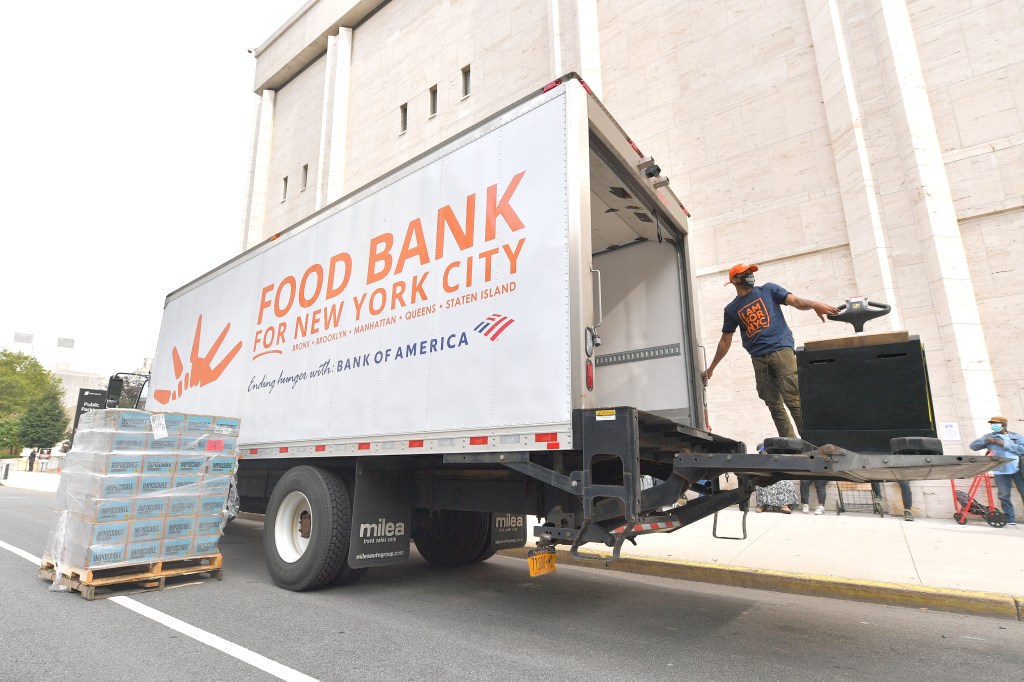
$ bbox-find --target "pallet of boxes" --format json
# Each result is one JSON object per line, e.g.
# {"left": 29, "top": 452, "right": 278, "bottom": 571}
{"left": 40, "top": 409, "right": 239, "bottom": 600}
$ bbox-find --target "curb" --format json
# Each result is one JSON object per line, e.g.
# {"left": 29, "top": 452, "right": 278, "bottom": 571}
{"left": 498, "top": 547, "right": 1023, "bottom": 621}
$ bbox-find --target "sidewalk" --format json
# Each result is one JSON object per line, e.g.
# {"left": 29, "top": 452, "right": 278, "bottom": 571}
{"left": 1, "top": 470, "right": 61, "bottom": 493}
{"left": 512, "top": 509, "right": 1024, "bottom": 620}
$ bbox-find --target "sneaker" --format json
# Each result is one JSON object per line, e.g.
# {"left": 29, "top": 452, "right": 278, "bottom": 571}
{"left": 815, "top": 505, "right": 825, "bottom": 515}
{"left": 904, "top": 510, "right": 914, "bottom": 521}
{"left": 1009, "top": 521, "right": 1017, "bottom": 526}
{"left": 802, "top": 504, "right": 810, "bottom": 514}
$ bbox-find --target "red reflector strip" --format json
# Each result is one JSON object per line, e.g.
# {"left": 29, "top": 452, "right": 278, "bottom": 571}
{"left": 315, "top": 445, "right": 327, "bottom": 452}
{"left": 409, "top": 440, "right": 424, "bottom": 448}
{"left": 535, "top": 433, "right": 557, "bottom": 442}
{"left": 611, "top": 520, "right": 683, "bottom": 534}
{"left": 546, "top": 442, "right": 560, "bottom": 450}
{"left": 357, "top": 443, "right": 370, "bottom": 451}
{"left": 627, "top": 139, "right": 643, "bottom": 157}
{"left": 279, "top": 447, "right": 289, "bottom": 454}
{"left": 249, "top": 449, "right": 259, "bottom": 455}
{"left": 541, "top": 79, "right": 561, "bottom": 93}
{"left": 470, "top": 436, "right": 488, "bottom": 445}
{"left": 578, "top": 78, "right": 595, "bottom": 96}
{"left": 679, "top": 203, "right": 691, "bottom": 217}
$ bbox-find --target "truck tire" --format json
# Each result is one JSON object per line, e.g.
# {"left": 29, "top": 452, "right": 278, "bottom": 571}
{"left": 414, "top": 510, "right": 491, "bottom": 566}
{"left": 263, "top": 466, "right": 364, "bottom": 591}
{"left": 890, "top": 437, "right": 943, "bottom": 456}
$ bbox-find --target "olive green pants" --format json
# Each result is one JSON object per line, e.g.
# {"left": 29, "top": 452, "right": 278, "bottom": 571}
{"left": 751, "top": 347, "right": 802, "bottom": 438}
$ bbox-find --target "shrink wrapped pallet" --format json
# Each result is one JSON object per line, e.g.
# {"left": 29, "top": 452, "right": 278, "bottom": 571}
{"left": 43, "top": 409, "right": 240, "bottom": 591}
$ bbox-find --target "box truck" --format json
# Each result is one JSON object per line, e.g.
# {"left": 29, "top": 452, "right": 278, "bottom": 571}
{"left": 144, "top": 75, "right": 998, "bottom": 590}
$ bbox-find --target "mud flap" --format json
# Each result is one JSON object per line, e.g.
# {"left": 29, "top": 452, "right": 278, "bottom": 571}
{"left": 348, "top": 459, "right": 413, "bottom": 569}
{"left": 490, "top": 513, "right": 527, "bottom": 552}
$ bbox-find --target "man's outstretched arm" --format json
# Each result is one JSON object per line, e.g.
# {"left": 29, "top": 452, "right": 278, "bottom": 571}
{"left": 785, "top": 293, "right": 839, "bottom": 322}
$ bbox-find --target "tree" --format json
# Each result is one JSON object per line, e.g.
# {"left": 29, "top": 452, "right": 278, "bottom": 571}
{"left": 17, "top": 387, "right": 69, "bottom": 450}
{"left": 0, "top": 351, "right": 65, "bottom": 455}
{"left": 0, "top": 415, "right": 20, "bottom": 458}
{"left": 0, "top": 350, "right": 62, "bottom": 416}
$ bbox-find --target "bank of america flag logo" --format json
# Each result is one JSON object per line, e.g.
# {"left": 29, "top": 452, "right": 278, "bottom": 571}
{"left": 474, "top": 313, "right": 515, "bottom": 341}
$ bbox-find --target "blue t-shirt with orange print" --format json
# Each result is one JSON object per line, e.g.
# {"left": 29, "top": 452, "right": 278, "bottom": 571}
{"left": 722, "top": 282, "right": 794, "bottom": 357}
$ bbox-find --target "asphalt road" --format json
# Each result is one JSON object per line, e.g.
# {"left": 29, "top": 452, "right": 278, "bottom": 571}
{"left": 1, "top": 486, "right": 1021, "bottom": 682}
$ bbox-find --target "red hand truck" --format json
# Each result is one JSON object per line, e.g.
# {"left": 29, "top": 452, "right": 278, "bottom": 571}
{"left": 950, "top": 473, "right": 1007, "bottom": 527}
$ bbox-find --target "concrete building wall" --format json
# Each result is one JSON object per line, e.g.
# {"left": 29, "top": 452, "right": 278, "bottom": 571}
{"left": 343, "top": 0, "right": 554, "bottom": 192}
{"left": 264, "top": 54, "right": 328, "bottom": 232}
{"left": 239, "top": 0, "right": 1024, "bottom": 516}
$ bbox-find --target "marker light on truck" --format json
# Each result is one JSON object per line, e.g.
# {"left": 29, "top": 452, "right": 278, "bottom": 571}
{"left": 586, "top": 360, "right": 594, "bottom": 391}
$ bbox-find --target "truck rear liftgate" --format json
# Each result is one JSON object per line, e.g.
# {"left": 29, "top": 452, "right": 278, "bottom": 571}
{"left": 494, "top": 407, "right": 1004, "bottom": 562}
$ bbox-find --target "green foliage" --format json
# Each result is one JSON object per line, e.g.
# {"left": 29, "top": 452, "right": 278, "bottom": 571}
{"left": 0, "top": 350, "right": 63, "bottom": 416}
{"left": 17, "top": 387, "right": 70, "bottom": 449}
{"left": 0, "top": 415, "right": 20, "bottom": 456}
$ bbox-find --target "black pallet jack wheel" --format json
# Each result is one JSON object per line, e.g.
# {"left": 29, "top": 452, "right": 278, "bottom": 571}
{"left": 954, "top": 513, "right": 968, "bottom": 525}
{"left": 985, "top": 509, "right": 1007, "bottom": 528}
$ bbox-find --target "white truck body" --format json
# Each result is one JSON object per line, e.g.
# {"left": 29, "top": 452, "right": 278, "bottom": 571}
{"left": 150, "top": 79, "right": 701, "bottom": 458}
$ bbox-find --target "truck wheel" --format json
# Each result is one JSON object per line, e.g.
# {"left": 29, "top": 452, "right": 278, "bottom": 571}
{"left": 263, "top": 466, "right": 364, "bottom": 591}
{"left": 414, "top": 510, "right": 491, "bottom": 566}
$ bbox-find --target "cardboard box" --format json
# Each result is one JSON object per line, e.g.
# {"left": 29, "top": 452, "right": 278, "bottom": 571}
{"left": 64, "top": 473, "right": 139, "bottom": 499}
{"left": 133, "top": 496, "right": 169, "bottom": 519}
{"left": 142, "top": 454, "right": 176, "bottom": 474}
{"left": 183, "top": 414, "right": 214, "bottom": 437}
{"left": 213, "top": 416, "right": 240, "bottom": 437}
{"left": 163, "top": 516, "right": 197, "bottom": 539}
{"left": 72, "top": 431, "right": 149, "bottom": 454}
{"left": 198, "top": 494, "right": 228, "bottom": 516}
{"left": 66, "top": 498, "right": 135, "bottom": 523}
{"left": 65, "top": 517, "right": 130, "bottom": 547}
{"left": 192, "top": 535, "right": 221, "bottom": 557}
{"left": 175, "top": 454, "right": 207, "bottom": 476}
{"left": 166, "top": 495, "right": 199, "bottom": 517}
{"left": 201, "top": 476, "right": 231, "bottom": 495}
{"left": 78, "top": 409, "right": 152, "bottom": 433}
{"left": 128, "top": 518, "right": 165, "bottom": 542}
{"left": 207, "top": 455, "right": 236, "bottom": 477}
{"left": 148, "top": 435, "right": 181, "bottom": 453}
{"left": 58, "top": 542, "right": 128, "bottom": 568}
{"left": 126, "top": 540, "right": 162, "bottom": 563}
{"left": 195, "top": 515, "right": 224, "bottom": 536}
{"left": 151, "top": 412, "right": 186, "bottom": 434}
{"left": 161, "top": 536, "right": 193, "bottom": 560}
{"left": 138, "top": 475, "right": 173, "bottom": 496}
{"left": 171, "top": 474, "right": 202, "bottom": 491}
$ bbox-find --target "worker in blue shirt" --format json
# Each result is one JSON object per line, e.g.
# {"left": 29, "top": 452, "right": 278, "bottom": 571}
{"left": 969, "top": 416, "right": 1024, "bottom": 526}
{"left": 702, "top": 263, "right": 838, "bottom": 438}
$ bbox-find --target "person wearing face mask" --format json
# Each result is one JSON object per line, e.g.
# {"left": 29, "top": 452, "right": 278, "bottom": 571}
{"left": 701, "top": 263, "right": 839, "bottom": 439}
{"left": 969, "top": 416, "right": 1024, "bottom": 526}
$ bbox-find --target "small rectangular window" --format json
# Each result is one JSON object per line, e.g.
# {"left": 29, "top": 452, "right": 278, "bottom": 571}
{"left": 400, "top": 103, "right": 408, "bottom": 133}
{"left": 461, "top": 65, "right": 471, "bottom": 98}
{"left": 282, "top": 176, "right": 288, "bottom": 201}
{"left": 301, "top": 164, "right": 309, "bottom": 191}
{"left": 429, "top": 85, "right": 438, "bottom": 116}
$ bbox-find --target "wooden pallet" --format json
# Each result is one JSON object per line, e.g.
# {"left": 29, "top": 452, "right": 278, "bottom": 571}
{"left": 39, "top": 554, "right": 223, "bottom": 600}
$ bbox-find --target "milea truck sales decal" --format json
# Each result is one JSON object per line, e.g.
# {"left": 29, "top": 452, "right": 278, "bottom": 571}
{"left": 150, "top": 94, "right": 572, "bottom": 446}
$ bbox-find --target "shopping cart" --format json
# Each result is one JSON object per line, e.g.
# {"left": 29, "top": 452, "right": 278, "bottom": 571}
{"left": 950, "top": 474, "right": 1007, "bottom": 527}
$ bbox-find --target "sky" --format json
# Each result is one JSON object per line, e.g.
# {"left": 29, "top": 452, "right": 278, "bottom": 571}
{"left": 0, "top": 1, "right": 305, "bottom": 378}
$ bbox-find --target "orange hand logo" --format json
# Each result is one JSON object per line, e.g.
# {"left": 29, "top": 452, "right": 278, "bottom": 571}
{"left": 153, "top": 315, "right": 243, "bottom": 405}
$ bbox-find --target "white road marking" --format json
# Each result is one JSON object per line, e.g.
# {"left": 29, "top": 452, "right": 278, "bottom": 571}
{"left": 0, "top": 538, "right": 319, "bottom": 682}
{"left": 111, "top": 596, "right": 319, "bottom": 682}
{"left": 0, "top": 539, "right": 41, "bottom": 564}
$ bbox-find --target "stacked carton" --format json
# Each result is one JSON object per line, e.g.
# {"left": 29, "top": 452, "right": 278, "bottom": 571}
{"left": 45, "top": 409, "right": 240, "bottom": 571}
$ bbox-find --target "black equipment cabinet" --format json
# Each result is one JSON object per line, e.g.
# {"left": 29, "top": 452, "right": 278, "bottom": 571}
{"left": 797, "top": 336, "right": 938, "bottom": 454}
